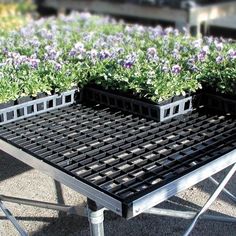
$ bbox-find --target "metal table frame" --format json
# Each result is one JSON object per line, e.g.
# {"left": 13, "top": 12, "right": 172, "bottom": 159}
{"left": 0, "top": 129, "right": 236, "bottom": 235}
{"left": 39, "top": 0, "right": 236, "bottom": 37}
{"left": 0, "top": 94, "right": 236, "bottom": 235}
{"left": 0, "top": 147, "right": 235, "bottom": 236}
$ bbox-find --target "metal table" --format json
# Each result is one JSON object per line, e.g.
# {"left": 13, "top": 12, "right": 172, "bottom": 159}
{"left": 0, "top": 93, "right": 236, "bottom": 235}
{"left": 38, "top": 0, "right": 236, "bottom": 37}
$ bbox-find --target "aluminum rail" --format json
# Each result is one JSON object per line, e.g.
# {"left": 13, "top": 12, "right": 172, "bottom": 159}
{"left": 144, "top": 207, "right": 236, "bottom": 223}
{"left": 130, "top": 148, "right": 236, "bottom": 217}
{"left": 0, "top": 139, "right": 123, "bottom": 216}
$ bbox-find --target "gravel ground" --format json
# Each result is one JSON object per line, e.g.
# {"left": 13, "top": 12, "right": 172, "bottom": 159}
{"left": 0, "top": 150, "right": 236, "bottom": 236}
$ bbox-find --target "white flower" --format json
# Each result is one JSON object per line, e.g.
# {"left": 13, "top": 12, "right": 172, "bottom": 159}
{"left": 74, "top": 42, "right": 84, "bottom": 50}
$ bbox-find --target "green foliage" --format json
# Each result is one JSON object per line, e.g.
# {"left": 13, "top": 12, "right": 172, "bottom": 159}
{"left": 0, "top": 12, "right": 235, "bottom": 104}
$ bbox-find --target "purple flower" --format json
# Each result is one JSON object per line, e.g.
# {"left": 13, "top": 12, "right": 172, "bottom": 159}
{"left": 227, "top": 49, "right": 236, "bottom": 60}
{"left": 204, "top": 36, "right": 214, "bottom": 45}
{"left": 192, "top": 39, "right": 202, "bottom": 49}
{"left": 88, "top": 49, "right": 98, "bottom": 59}
{"left": 40, "top": 28, "right": 53, "bottom": 40}
{"left": 171, "top": 65, "right": 181, "bottom": 74}
{"left": 216, "top": 56, "right": 224, "bottom": 64}
{"left": 172, "top": 49, "right": 180, "bottom": 60}
{"left": 147, "top": 47, "right": 159, "bottom": 62}
{"left": 29, "top": 58, "right": 40, "bottom": 69}
{"left": 187, "top": 57, "right": 198, "bottom": 71}
{"left": 99, "top": 50, "right": 111, "bottom": 60}
{"left": 202, "top": 46, "right": 209, "bottom": 54}
{"left": 2, "top": 48, "right": 8, "bottom": 55}
{"left": 55, "top": 63, "right": 62, "bottom": 71}
{"left": 197, "top": 49, "right": 207, "bottom": 62}
{"left": 44, "top": 46, "right": 60, "bottom": 60}
{"left": 122, "top": 53, "right": 137, "bottom": 69}
{"left": 69, "top": 49, "right": 77, "bottom": 57}
{"left": 214, "top": 41, "right": 224, "bottom": 51}
{"left": 29, "top": 38, "right": 40, "bottom": 47}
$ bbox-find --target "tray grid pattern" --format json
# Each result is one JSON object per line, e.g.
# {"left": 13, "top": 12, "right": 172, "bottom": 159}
{"left": 0, "top": 104, "right": 235, "bottom": 203}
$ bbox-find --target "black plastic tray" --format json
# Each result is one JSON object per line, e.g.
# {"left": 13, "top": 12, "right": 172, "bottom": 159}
{"left": 202, "top": 93, "right": 236, "bottom": 115}
{"left": 82, "top": 86, "right": 193, "bottom": 121}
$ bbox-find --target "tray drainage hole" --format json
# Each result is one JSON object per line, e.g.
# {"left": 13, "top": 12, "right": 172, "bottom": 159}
{"left": 27, "top": 105, "right": 34, "bottom": 114}
{"left": 65, "top": 95, "right": 72, "bottom": 103}
{"left": 173, "top": 105, "right": 179, "bottom": 114}
{"left": 6, "top": 111, "right": 14, "bottom": 120}
{"left": 109, "top": 97, "right": 115, "bottom": 106}
{"left": 164, "top": 108, "right": 170, "bottom": 118}
{"left": 0, "top": 114, "right": 4, "bottom": 122}
{"left": 150, "top": 109, "right": 158, "bottom": 118}
{"left": 37, "top": 103, "right": 44, "bottom": 111}
{"left": 142, "top": 106, "right": 149, "bottom": 116}
{"left": 56, "top": 97, "right": 63, "bottom": 106}
{"left": 17, "top": 108, "right": 24, "bottom": 117}
{"left": 133, "top": 104, "right": 140, "bottom": 113}
{"left": 124, "top": 101, "right": 131, "bottom": 110}
{"left": 94, "top": 93, "right": 100, "bottom": 102}
{"left": 101, "top": 94, "right": 108, "bottom": 104}
{"left": 184, "top": 100, "right": 191, "bottom": 110}
{"left": 47, "top": 100, "right": 54, "bottom": 108}
{"left": 117, "top": 99, "right": 124, "bottom": 109}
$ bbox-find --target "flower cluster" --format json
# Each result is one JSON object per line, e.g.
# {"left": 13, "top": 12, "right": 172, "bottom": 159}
{"left": 0, "top": 11, "right": 236, "bottom": 104}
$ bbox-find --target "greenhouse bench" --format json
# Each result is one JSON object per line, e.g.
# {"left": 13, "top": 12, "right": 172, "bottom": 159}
{"left": 0, "top": 97, "right": 236, "bottom": 236}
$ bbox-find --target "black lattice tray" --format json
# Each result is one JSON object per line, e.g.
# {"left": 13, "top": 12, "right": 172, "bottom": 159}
{"left": 0, "top": 104, "right": 235, "bottom": 217}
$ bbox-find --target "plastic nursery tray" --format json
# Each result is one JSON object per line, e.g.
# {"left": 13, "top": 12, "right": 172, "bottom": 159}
{"left": 82, "top": 86, "right": 193, "bottom": 122}
{"left": 202, "top": 93, "right": 236, "bottom": 115}
{"left": 0, "top": 89, "right": 79, "bottom": 125}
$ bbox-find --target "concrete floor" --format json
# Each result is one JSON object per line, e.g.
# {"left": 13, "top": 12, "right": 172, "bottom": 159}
{"left": 0, "top": 150, "right": 236, "bottom": 236}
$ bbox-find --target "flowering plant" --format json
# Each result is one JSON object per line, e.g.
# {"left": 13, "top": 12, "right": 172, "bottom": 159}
{"left": 0, "top": 12, "right": 235, "bottom": 104}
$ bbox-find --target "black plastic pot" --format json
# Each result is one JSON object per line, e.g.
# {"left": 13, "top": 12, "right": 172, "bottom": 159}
{"left": 36, "top": 92, "right": 48, "bottom": 99}
{"left": 17, "top": 96, "right": 33, "bottom": 104}
{"left": 0, "top": 100, "right": 15, "bottom": 110}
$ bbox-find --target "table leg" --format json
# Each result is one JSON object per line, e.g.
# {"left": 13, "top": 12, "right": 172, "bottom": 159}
{"left": 87, "top": 206, "right": 105, "bottom": 236}
{"left": 183, "top": 163, "right": 236, "bottom": 236}
{"left": 209, "top": 176, "right": 236, "bottom": 203}
{"left": 0, "top": 200, "right": 28, "bottom": 236}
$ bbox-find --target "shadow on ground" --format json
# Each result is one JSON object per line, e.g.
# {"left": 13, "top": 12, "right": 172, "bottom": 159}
{"left": 0, "top": 151, "right": 31, "bottom": 182}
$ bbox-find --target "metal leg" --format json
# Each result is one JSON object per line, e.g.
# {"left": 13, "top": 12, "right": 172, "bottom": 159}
{"left": 191, "top": 161, "right": 236, "bottom": 203}
{"left": 0, "top": 194, "right": 87, "bottom": 235}
{"left": 209, "top": 176, "right": 236, "bottom": 203}
{"left": 144, "top": 207, "right": 236, "bottom": 223}
{"left": 0, "top": 200, "right": 28, "bottom": 236}
{"left": 0, "top": 194, "right": 87, "bottom": 216}
{"left": 184, "top": 163, "right": 236, "bottom": 236}
{"left": 87, "top": 199, "right": 105, "bottom": 236}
